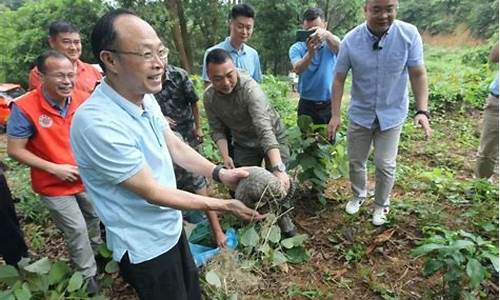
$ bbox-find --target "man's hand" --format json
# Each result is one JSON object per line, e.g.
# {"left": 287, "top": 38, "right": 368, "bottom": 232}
{"left": 414, "top": 114, "right": 432, "bottom": 139}
{"left": 219, "top": 167, "right": 248, "bottom": 190}
{"left": 273, "top": 171, "right": 290, "bottom": 194}
{"left": 227, "top": 199, "right": 264, "bottom": 221}
{"left": 222, "top": 156, "right": 235, "bottom": 169}
{"left": 213, "top": 228, "right": 227, "bottom": 248}
{"left": 327, "top": 115, "right": 341, "bottom": 142}
{"left": 50, "top": 164, "right": 79, "bottom": 182}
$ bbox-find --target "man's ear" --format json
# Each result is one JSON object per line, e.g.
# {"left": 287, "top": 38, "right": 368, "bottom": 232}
{"left": 48, "top": 36, "right": 55, "bottom": 48}
{"left": 100, "top": 51, "right": 118, "bottom": 75}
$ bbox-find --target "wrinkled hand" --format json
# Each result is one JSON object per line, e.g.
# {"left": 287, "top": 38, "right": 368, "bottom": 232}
{"left": 222, "top": 156, "right": 235, "bottom": 169}
{"left": 212, "top": 229, "right": 227, "bottom": 248}
{"left": 51, "top": 164, "right": 79, "bottom": 182}
{"left": 273, "top": 171, "right": 290, "bottom": 194}
{"left": 227, "top": 199, "right": 264, "bottom": 221}
{"left": 219, "top": 167, "right": 248, "bottom": 190}
{"left": 414, "top": 114, "right": 432, "bottom": 139}
{"left": 327, "top": 115, "right": 341, "bottom": 142}
{"left": 166, "top": 117, "right": 177, "bottom": 129}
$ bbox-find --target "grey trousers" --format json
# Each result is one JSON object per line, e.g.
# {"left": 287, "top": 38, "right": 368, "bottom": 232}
{"left": 41, "top": 192, "right": 102, "bottom": 278}
{"left": 476, "top": 95, "right": 499, "bottom": 179}
{"left": 347, "top": 120, "right": 402, "bottom": 207}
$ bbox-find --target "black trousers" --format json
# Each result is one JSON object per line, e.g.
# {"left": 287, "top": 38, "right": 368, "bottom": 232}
{"left": 297, "top": 98, "right": 332, "bottom": 125}
{"left": 119, "top": 230, "right": 201, "bottom": 300}
{"left": 0, "top": 171, "right": 28, "bottom": 266}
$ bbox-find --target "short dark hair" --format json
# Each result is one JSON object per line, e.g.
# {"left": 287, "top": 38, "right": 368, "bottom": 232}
{"left": 36, "top": 50, "right": 71, "bottom": 74}
{"left": 48, "top": 20, "right": 80, "bottom": 37}
{"left": 91, "top": 8, "right": 137, "bottom": 72}
{"left": 230, "top": 3, "right": 255, "bottom": 20}
{"left": 206, "top": 49, "right": 233, "bottom": 68}
{"left": 303, "top": 8, "right": 325, "bottom": 22}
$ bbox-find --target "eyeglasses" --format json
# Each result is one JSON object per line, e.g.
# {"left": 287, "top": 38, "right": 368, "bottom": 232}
{"left": 45, "top": 73, "right": 76, "bottom": 81}
{"left": 367, "top": 6, "right": 398, "bottom": 16}
{"left": 106, "top": 48, "right": 169, "bottom": 62}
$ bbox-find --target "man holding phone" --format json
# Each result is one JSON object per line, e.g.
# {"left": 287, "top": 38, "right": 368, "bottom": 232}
{"left": 289, "top": 8, "right": 340, "bottom": 127}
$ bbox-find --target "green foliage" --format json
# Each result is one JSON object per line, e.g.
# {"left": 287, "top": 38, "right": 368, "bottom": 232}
{"left": 237, "top": 214, "right": 310, "bottom": 266}
{"left": 422, "top": 46, "right": 493, "bottom": 114}
{"left": 4, "top": 158, "right": 50, "bottom": 226}
{"left": 288, "top": 115, "right": 348, "bottom": 205}
{"left": 0, "top": 0, "right": 106, "bottom": 87}
{"left": 398, "top": 0, "right": 498, "bottom": 39}
{"left": 411, "top": 226, "right": 499, "bottom": 299}
{"left": 0, "top": 257, "right": 101, "bottom": 299}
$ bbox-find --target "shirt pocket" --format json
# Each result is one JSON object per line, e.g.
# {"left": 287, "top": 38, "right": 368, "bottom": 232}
{"left": 385, "top": 51, "right": 407, "bottom": 73}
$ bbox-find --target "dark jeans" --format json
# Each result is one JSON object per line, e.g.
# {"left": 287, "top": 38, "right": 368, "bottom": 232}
{"left": 119, "top": 230, "right": 201, "bottom": 300}
{"left": 0, "top": 171, "right": 28, "bottom": 266}
{"left": 297, "top": 98, "right": 332, "bottom": 125}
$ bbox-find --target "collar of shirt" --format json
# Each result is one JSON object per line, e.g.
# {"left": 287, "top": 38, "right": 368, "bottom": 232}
{"left": 363, "top": 21, "right": 393, "bottom": 42}
{"left": 100, "top": 78, "right": 152, "bottom": 120}
{"left": 42, "top": 86, "right": 71, "bottom": 112}
{"left": 223, "top": 37, "right": 247, "bottom": 55}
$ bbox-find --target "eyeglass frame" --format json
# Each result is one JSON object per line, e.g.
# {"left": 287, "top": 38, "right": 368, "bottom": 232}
{"left": 105, "top": 47, "right": 169, "bottom": 62}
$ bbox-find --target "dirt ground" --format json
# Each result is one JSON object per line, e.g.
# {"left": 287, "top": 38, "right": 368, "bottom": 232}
{"left": 2, "top": 116, "right": 498, "bottom": 300}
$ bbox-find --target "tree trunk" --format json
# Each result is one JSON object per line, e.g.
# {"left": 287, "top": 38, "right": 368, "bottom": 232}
{"left": 164, "top": 0, "right": 193, "bottom": 73}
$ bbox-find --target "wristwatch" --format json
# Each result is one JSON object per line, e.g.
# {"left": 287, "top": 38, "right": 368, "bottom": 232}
{"left": 415, "top": 110, "right": 431, "bottom": 119}
{"left": 212, "top": 165, "right": 223, "bottom": 183}
{"left": 270, "top": 162, "right": 286, "bottom": 173}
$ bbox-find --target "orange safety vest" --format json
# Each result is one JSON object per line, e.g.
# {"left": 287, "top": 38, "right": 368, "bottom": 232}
{"left": 14, "top": 88, "right": 87, "bottom": 196}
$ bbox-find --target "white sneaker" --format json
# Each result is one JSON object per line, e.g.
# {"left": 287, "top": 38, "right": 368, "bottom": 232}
{"left": 372, "top": 206, "right": 389, "bottom": 226}
{"left": 345, "top": 197, "right": 366, "bottom": 215}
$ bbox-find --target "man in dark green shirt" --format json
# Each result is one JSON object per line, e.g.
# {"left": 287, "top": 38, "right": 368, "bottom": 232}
{"left": 204, "top": 48, "right": 296, "bottom": 236}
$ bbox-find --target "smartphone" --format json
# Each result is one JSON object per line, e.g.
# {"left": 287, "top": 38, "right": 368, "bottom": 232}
{"left": 296, "top": 29, "right": 316, "bottom": 42}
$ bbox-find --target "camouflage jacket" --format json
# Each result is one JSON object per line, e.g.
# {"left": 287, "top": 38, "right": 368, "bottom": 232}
{"left": 154, "top": 65, "right": 199, "bottom": 141}
{"left": 203, "top": 70, "right": 286, "bottom": 152}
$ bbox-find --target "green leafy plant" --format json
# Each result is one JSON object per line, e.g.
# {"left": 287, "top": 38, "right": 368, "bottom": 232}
{"left": 288, "top": 115, "right": 348, "bottom": 205}
{"left": 237, "top": 214, "right": 310, "bottom": 267}
{"left": 0, "top": 257, "right": 105, "bottom": 300}
{"left": 411, "top": 226, "right": 499, "bottom": 299}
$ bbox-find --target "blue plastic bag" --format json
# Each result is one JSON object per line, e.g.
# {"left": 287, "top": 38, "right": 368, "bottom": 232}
{"left": 189, "top": 228, "right": 237, "bottom": 268}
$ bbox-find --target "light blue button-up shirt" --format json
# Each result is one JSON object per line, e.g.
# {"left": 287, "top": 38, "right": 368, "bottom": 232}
{"left": 490, "top": 74, "right": 499, "bottom": 96}
{"left": 335, "top": 20, "right": 424, "bottom": 131}
{"left": 202, "top": 37, "right": 262, "bottom": 82}
{"left": 70, "top": 80, "right": 182, "bottom": 264}
{"left": 289, "top": 41, "right": 337, "bottom": 101}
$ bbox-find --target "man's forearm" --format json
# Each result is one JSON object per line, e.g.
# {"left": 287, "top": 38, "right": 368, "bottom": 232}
{"left": 293, "top": 52, "right": 313, "bottom": 74}
{"left": 325, "top": 32, "right": 340, "bottom": 54}
{"left": 409, "top": 67, "right": 429, "bottom": 111}
{"left": 331, "top": 75, "right": 346, "bottom": 117}
{"left": 192, "top": 102, "right": 202, "bottom": 131}
{"left": 266, "top": 147, "right": 282, "bottom": 167}
{"left": 122, "top": 167, "right": 230, "bottom": 211}
{"left": 216, "top": 138, "right": 231, "bottom": 160}
{"left": 7, "top": 140, "right": 57, "bottom": 173}
{"left": 165, "top": 129, "right": 215, "bottom": 178}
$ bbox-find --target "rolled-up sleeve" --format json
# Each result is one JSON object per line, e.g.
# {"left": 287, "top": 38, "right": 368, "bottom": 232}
{"left": 203, "top": 93, "right": 229, "bottom": 143}
{"left": 245, "top": 81, "right": 279, "bottom": 153}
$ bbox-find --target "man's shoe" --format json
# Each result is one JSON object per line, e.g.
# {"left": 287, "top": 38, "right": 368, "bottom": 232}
{"left": 85, "top": 276, "right": 100, "bottom": 295}
{"left": 278, "top": 215, "right": 297, "bottom": 238}
{"left": 345, "top": 197, "right": 366, "bottom": 215}
{"left": 372, "top": 206, "right": 389, "bottom": 226}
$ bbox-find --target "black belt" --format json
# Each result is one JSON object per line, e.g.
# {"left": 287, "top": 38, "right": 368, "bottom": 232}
{"left": 300, "top": 98, "right": 331, "bottom": 106}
